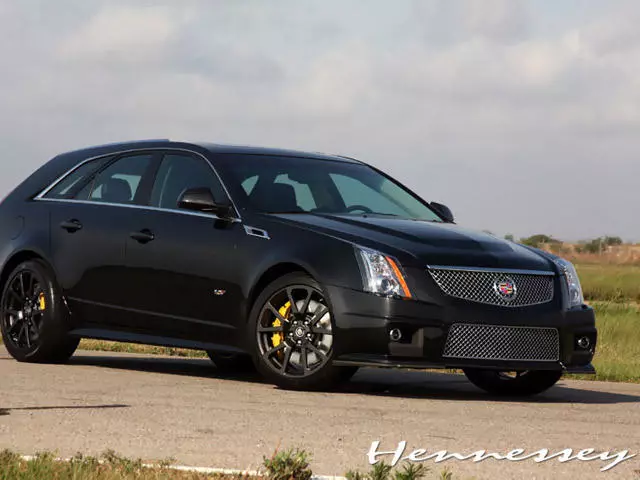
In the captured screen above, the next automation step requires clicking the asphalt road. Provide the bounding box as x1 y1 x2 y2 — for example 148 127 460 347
1 346 639 479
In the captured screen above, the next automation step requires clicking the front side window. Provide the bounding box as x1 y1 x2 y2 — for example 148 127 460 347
76 154 153 204
216 155 442 222
150 154 227 210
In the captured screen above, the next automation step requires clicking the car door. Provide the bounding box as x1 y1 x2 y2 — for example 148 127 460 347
45 152 158 328
122 151 246 346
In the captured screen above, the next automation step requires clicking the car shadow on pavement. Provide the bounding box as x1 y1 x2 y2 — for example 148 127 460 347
68 352 640 405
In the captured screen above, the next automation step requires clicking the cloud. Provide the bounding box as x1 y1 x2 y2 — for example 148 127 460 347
57 5 186 64
0 1 639 240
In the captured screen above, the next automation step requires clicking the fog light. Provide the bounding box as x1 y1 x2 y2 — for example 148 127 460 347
577 336 591 349
389 328 402 342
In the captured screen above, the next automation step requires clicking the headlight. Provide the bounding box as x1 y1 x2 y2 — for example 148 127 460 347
554 258 584 307
355 246 412 298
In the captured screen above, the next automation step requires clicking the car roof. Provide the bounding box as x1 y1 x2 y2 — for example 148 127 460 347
57 139 363 164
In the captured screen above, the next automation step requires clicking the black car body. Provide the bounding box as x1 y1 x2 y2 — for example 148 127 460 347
0 140 596 394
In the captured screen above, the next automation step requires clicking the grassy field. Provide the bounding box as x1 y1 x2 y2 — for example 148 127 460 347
577 264 640 303
582 302 640 382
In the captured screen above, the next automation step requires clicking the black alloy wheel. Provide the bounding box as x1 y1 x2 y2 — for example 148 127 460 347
250 273 356 390
0 260 78 363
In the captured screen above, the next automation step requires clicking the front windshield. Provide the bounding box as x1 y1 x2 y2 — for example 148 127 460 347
217 154 442 222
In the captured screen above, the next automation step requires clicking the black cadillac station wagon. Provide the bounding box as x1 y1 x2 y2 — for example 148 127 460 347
0 140 596 395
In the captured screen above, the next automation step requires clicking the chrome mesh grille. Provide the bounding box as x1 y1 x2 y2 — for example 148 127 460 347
443 324 559 361
428 268 554 307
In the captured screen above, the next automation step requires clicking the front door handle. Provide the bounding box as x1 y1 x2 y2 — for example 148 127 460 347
59 219 83 233
130 229 155 244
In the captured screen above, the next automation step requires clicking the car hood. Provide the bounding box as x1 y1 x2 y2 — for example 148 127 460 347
269 213 552 271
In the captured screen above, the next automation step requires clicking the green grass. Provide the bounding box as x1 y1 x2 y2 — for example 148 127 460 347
586 302 640 383
0 450 459 480
0 450 243 480
78 340 207 358
577 264 640 303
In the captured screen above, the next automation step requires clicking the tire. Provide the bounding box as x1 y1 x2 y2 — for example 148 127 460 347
206 351 254 373
463 369 562 396
0 259 79 363
249 272 357 390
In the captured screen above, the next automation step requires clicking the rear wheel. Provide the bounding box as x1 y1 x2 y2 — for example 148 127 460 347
0 260 79 363
249 273 357 390
206 351 254 373
463 369 562 396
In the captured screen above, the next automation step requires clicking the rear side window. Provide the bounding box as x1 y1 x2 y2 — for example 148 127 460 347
149 154 228 210
76 154 153 204
42 157 109 199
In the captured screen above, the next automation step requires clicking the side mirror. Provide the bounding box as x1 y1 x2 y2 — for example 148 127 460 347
430 202 454 223
178 188 234 218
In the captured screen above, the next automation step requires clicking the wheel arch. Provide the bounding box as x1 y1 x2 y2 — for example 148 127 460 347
246 262 315 319
0 249 52 294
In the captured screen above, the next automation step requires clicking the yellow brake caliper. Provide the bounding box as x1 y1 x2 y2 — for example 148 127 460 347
272 301 290 348
38 292 46 311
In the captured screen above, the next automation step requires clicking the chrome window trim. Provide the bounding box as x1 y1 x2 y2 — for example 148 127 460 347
34 197 241 223
426 265 555 276
34 147 243 222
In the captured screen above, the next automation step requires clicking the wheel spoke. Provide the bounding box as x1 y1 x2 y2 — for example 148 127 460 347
311 327 332 335
24 325 31 347
3 308 21 317
280 346 292 373
286 288 298 313
307 343 326 360
8 320 23 335
8 288 22 303
300 345 308 371
309 305 329 326
266 303 288 323
258 324 283 333
264 343 285 359
27 275 36 298
18 273 26 297
300 288 312 315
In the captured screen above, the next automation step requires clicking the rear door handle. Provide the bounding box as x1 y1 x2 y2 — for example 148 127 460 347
59 219 83 233
130 229 155 244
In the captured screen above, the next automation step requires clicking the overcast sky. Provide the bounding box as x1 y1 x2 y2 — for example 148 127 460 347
0 0 638 241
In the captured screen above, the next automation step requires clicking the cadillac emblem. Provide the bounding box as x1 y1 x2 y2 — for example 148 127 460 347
493 277 517 301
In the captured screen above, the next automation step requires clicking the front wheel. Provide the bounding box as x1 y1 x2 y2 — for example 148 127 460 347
249 273 357 390
463 369 562 396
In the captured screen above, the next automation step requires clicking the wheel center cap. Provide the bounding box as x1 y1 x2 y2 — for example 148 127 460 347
24 305 32 316
294 326 306 338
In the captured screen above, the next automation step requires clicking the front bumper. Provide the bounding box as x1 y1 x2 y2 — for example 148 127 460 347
326 285 597 373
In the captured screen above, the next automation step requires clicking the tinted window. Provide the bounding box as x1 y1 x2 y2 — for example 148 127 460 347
216 155 442 221
43 157 109 199
274 174 317 210
330 174 413 216
150 154 227 210
76 154 153 204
